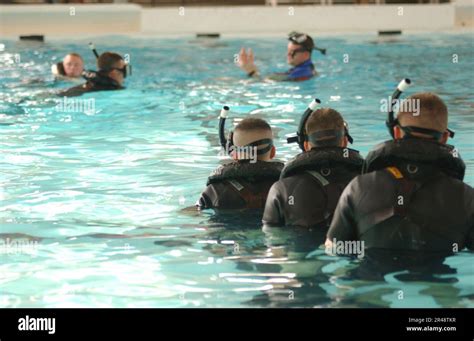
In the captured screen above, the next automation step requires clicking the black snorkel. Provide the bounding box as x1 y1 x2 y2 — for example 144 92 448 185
287 98 321 150
287 98 353 152
89 42 100 59
386 78 455 140
219 106 231 151
88 42 132 78
313 46 327 55
386 78 411 138
218 106 274 158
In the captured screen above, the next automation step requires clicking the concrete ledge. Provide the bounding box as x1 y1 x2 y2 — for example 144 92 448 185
142 5 455 34
0 3 472 37
0 4 141 36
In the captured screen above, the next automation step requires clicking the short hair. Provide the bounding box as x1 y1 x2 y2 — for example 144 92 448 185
66 53 83 61
97 52 123 71
234 117 272 134
288 32 314 53
306 108 344 135
397 92 448 132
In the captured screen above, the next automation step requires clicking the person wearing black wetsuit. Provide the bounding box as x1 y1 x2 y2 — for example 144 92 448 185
326 92 474 254
57 52 127 97
263 108 363 230
197 117 283 210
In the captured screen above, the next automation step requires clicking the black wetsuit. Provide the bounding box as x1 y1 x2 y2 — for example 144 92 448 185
327 138 474 252
57 71 123 97
197 160 284 210
263 147 363 229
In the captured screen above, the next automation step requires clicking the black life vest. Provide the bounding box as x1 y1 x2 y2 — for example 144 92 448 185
280 147 364 221
82 70 124 91
361 138 466 229
207 160 284 209
364 138 465 180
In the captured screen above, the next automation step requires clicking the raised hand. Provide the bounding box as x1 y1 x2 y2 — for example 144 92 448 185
237 47 259 76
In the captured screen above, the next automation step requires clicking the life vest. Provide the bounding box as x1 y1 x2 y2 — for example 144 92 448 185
280 147 364 220
207 160 284 209
360 138 467 246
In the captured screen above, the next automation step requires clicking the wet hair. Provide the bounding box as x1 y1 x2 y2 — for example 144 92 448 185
233 117 273 159
97 52 124 71
305 108 345 146
234 117 272 134
65 53 83 61
397 92 448 132
306 108 344 134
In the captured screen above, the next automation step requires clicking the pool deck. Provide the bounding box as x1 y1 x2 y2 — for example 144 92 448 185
0 1 473 38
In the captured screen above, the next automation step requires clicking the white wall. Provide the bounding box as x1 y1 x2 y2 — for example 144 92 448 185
1 3 472 38
0 4 141 36
141 5 455 35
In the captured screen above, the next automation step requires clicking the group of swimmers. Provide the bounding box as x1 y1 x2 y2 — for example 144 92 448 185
52 32 323 95
51 44 128 97
51 32 474 257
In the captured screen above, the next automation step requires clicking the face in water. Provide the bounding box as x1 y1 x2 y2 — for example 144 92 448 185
62 54 84 78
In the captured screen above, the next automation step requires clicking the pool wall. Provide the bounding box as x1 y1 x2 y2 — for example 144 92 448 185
0 1 472 37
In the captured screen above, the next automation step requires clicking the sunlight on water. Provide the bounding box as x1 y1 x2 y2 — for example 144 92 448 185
0 34 473 307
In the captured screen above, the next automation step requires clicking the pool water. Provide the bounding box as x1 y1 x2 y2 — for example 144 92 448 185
1 34 473 308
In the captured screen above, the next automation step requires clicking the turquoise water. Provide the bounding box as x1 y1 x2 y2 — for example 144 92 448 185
0 34 473 308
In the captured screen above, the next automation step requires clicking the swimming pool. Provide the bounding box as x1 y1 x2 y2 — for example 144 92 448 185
1 34 473 308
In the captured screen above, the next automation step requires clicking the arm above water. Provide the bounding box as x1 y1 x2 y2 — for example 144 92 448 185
236 47 261 78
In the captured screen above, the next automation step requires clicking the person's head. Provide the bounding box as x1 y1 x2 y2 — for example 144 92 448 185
232 117 276 162
304 108 348 151
62 53 84 77
287 32 313 66
395 92 449 144
97 52 126 85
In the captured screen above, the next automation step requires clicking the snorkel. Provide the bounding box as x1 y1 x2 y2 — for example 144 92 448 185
288 32 327 55
218 106 274 159
386 78 455 139
287 98 321 150
386 78 411 138
88 42 132 77
287 98 353 152
313 46 327 55
219 106 231 150
89 42 100 59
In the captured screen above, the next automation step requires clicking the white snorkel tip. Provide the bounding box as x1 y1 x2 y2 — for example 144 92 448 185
308 98 321 111
220 106 230 118
397 78 411 92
